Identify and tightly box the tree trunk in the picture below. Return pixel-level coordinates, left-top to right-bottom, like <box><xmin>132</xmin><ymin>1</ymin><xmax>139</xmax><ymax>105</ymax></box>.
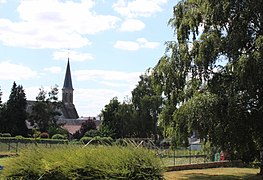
<box><xmin>258</xmin><ymin>150</ymin><xmax>263</xmax><ymax>175</ymax></box>
<box><xmin>259</xmin><ymin>165</ymin><xmax>263</xmax><ymax>175</ymax></box>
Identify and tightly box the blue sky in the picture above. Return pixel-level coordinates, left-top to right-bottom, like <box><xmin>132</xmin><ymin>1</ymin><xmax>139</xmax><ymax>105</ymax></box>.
<box><xmin>0</xmin><ymin>0</ymin><xmax>178</xmax><ymax>117</ymax></box>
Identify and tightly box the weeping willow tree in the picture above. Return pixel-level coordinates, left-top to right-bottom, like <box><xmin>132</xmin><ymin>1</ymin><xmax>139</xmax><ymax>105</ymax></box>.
<box><xmin>153</xmin><ymin>0</ymin><xmax>263</xmax><ymax>165</ymax></box>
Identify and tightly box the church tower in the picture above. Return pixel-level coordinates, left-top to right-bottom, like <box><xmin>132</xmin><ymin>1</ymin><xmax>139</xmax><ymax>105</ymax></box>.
<box><xmin>62</xmin><ymin>59</ymin><xmax>74</xmax><ymax>104</ymax></box>
<box><xmin>61</xmin><ymin>59</ymin><xmax>79</xmax><ymax>119</ymax></box>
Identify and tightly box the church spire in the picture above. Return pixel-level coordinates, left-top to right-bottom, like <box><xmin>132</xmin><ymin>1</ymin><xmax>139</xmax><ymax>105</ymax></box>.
<box><xmin>63</xmin><ymin>58</ymin><xmax>73</xmax><ymax>90</ymax></box>
<box><xmin>61</xmin><ymin>58</ymin><xmax>79</xmax><ymax>119</ymax></box>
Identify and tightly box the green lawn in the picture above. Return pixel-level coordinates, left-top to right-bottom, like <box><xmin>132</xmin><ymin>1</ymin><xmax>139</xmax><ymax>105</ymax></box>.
<box><xmin>0</xmin><ymin>157</ymin><xmax>9</xmax><ymax>166</ymax></box>
<box><xmin>164</xmin><ymin>167</ymin><xmax>261</xmax><ymax>180</ymax></box>
<box><xmin>0</xmin><ymin>157</ymin><xmax>9</xmax><ymax>178</ymax></box>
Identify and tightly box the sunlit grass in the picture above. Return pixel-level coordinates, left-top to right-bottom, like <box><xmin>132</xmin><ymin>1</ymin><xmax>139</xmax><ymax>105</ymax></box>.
<box><xmin>164</xmin><ymin>167</ymin><xmax>261</xmax><ymax>180</ymax></box>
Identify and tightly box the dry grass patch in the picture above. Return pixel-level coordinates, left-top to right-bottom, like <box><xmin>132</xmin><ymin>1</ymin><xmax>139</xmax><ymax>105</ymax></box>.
<box><xmin>164</xmin><ymin>167</ymin><xmax>261</xmax><ymax>180</ymax></box>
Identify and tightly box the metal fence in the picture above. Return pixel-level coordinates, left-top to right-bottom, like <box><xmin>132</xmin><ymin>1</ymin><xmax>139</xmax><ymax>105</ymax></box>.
<box><xmin>0</xmin><ymin>138</ymin><xmax>215</xmax><ymax>167</ymax></box>
<box><xmin>0</xmin><ymin>139</ymin><xmax>68</xmax><ymax>154</ymax></box>
<box><xmin>157</xmin><ymin>144</ymin><xmax>210</xmax><ymax>166</ymax></box>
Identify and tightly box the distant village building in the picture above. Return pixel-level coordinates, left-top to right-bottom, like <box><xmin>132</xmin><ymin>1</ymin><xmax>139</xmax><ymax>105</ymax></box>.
<box><xmin>27</xmin><ymin>59</ymin><xmax>101</xmax><ymax>135</ymax></box>
<box><xmin>58</xmin><ymin>59</ymin><xmax>101</xmax><ymax>134</ymax></box>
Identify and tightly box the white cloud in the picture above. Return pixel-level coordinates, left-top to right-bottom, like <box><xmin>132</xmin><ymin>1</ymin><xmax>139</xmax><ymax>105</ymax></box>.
<box><xmin>44</xmin><ymin>66</ymin><xmax>62</xmax><ymax>74</ymax></box>
<box><xmin>113</xmin><ymin>0</ymin><xmax>167</xmax><ymax>18</ymax></box>
<box><xmin>75</xmin><ymin>88</ymin><xmax>125</xmax><ymax>116</ymax></box>
<box><xmin>119</xmin><ymin>19</ymin><xmax>145</xmax><ymax>32</ymax></box>
<box><xmin>114</xmin><ymin>40</ymin><xmax>140</xmax><ymax>51</ymax></box>
<box><xmin>74</xmin><ymin>69</ymin><xmax>141</xmax><ymax>84</ymax></box>
<box><xmin>0</xmin><ymin>0</ymin><xmax>6</xmax><ymax>3</ymax></box>
<box><xmin>114</xmin><ymin>38</ymin><xmax>159</xmax><ymax>51</ymax></box>
<box><xmin>53</xmin><ymin>50</ymin><xmax>94</xmax><ymax>62</ymax></box>
<box><xmin>0</xmin><ymin>0</ymin><xmax>120</xmax><ymax>49</ymax></box>
<box><xmin>0</xmin><ymin>61</ymin><xmax>37</xmax><ymax>80</ymax></box>
<box><xmin>137</xmin><ymin>37</ymin><xmax>159</xmax><ymax>48</ymax></box>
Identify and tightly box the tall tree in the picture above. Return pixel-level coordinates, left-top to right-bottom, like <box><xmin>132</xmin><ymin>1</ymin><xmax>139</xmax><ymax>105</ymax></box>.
<box><xmin>0</xmin><ymin>86</ymin><xmax>2</xmax><ymax>106</ymax></box>
<box><xmin>154</xmin><ymin>0</ymin><xmax>263</xmax><ymax>165</ymax></box>
<box><xmin>1</xmin><ymin>82</ymin><xmax>28</xmax><ymax>136</ymax></box>
<box><xmin>101</xmin><ymin>97</ymin><xmax>121</xmax><ymax>138</ymax></box>
<box><xmin>29</xmin><ymin>85</ymin><xmax>61</xmax><ymax>132</ymax></box>
<box><xmin>0</xmin><ymin>87</ymin><xmax>3</xmax><ymax>133</ymax></box>
<box><xmin>132</xmin><ymin>72</ymin><xmax>162</xmax><ymax>138</ymax></box>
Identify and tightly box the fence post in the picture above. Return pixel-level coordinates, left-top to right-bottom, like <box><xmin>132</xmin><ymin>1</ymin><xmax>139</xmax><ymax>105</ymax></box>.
<box><xmin>8</xmin><ymin>139</ymin><xmax>11</xmax><ymax>151</ymax></box>
<box><xmin>189</xmin><ymin>145</ymin><xmax>191</xmax><ymax>164</ymax></box>
<box><xmin>16</xmin><ymin>141</ymin><xmax>18</xmax><ymax>153</ymax></box>
<box><xmin>173</xmin><ymin>146</ymin><xmax>175</xmax><ymax>166</ymax></box>
<box><xmin>204</xmin><ymin>148</ymin><xmax>206</xmax><ymax>163</ymax></box>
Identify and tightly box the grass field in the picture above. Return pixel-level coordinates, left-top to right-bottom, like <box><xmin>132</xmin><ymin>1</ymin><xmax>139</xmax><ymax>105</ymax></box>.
<box><xmin>164</xmin><ymin>167</ymin><xmax>261</xmax><ymax>179</ymax></box>
<box><xmin>0</xmin><ymin>158</ymin><xmax>9</xmax><ymax>167</ymax></box>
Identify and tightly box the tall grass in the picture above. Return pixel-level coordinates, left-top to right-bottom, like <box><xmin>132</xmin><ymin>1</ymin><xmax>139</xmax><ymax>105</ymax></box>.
<box><xmin>2</xmin><ymin>145</ymin><xmax>163</xmax><ymax>179</ymax></box>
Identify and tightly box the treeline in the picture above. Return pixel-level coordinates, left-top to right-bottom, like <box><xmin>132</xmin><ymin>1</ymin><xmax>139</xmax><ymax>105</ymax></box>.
<box><xmin>0</xmin><ymin>82</ymin><xmax>62</xmax><ymax>137</ymax></box>
<box><xmin>101</xmin><ymin>0</ymin><xmax>263</xmax><ymax>166</ymax></box>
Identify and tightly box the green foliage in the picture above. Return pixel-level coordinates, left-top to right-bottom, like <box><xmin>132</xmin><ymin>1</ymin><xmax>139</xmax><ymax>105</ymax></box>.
<box><xmin>51</xmin><ymin>134</ymin><xmax>67</xmax><ymax>140</ymax></box>
<box><xmin>1</xmin><ymin>133</ymin><xmax>11</xmax><ymax>137</ymax></box>
<box><xmin>99</xmin><ymin>124</ymin><xmax>115</xmax><ymax>138</ymax></box>
<box><xmin>48</xmin><ymin>126</ymin><xmax>68</xmax><ymax>138</ymax></box>
<box><xmin>0</xmin><ymin>82</ymin><xmax>28</xmax><ymax>136</ymax></box>
<box><xmin>84</xmin><ymin>129</ymin><xmax>100</xmax><ymax>137</ymax></box>
<box><xmin>101</xmin><ymin>97</ymin><xmax>120</xmax><ymax>138</ymax></box>
<box><xmin>0</xmin><ymin>137</ymin><xmax>68</xmax><ymax>144</ymax></box>
<box><xmin>153</xmin><ymin>0</ymin><xmax>263</xmax><ymax>165</ymax></box>
<box><xmin>132</xmin><ymin>72</ymin><xmax>163</xmax><ymax>138</ymax></box>
<box><xmin>2</xmin><ymin>146</ymin><xmax>163</xmax><ymax>179</ymax></box>
<box><xmin>32</xmin><ymin>128</ymin><xmax>41</xmax><ymax>138</ymax></box>
<box><xmin>101</xmin><ymin>73</ymin><xmax>162</xmax><ymax>139</ymax></box>
<box><xmin>28</xmin><ymin>85</ymin><xmax>62</xmax><ymax>132</ymax></box>
<box><xmin>73</xmin><ymin>118</ymin><xmax>97</xmax><ymax>139</ymax></box>
<box><xmin>15</xmin><ymin>135</ymin><xmax>24</xmax><ymax>139</ymax></box>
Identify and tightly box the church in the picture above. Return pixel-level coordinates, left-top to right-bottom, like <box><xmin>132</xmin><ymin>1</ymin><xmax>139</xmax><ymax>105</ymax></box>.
<box><xmin>58</xmin><ymin>59</ymin><xmax>101</xmax><ymax>134</ymax></box>
<box><xmin>27</xmin><ymin>59</ymin><xmax>101</xmax><ymax>135</ymax></box>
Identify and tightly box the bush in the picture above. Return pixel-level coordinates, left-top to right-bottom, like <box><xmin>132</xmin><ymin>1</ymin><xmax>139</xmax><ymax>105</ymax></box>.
<box><xmin>39</xmin><ymin>132</ymin><xmax>49</xmax><ymax>139</ymax></box>
<box><xmin>51</xmin><ymin>134</ymin><xmax>67</xmax><ymax>140</ymax></box>
<box><xmin>84</xmin><ymin>129</ymin><xmax>100</xmax><ymax>137</ymax></box>
<box><xmin>15</xmin><ymin>135</ymin><xmax>24</xmax><ymax>139</ymax></box>
<box><xmin>2</xmin><ymin>133</ymin><xmax>11</xmax><ymax>137</ymax></box>
<box><xmin>32</xmin><ymin>129</ymin><xmax>41</xmax><ymax>138</ymax></box>
<box><xmin>2</xmin><ymin>146</ymin><xmax>163</xmax><ymax>179</ymax></box>
<box><xmin>48</xmin><ymin>127</ymin><xmax>68</xmax><ymax>138</ymax></box>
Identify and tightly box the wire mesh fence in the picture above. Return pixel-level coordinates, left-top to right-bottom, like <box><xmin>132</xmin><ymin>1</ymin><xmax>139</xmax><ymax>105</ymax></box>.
<box><xmin>0</xmin><ymin>138</ymin><xmax>217</xmax><ymax>167</ymax></box>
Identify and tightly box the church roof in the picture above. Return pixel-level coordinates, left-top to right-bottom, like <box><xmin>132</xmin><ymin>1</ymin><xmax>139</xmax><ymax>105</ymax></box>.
<box><xmin>63</xmin><ymin>59</ymin><xmax>73</xmax><ymax>89</ymax></box>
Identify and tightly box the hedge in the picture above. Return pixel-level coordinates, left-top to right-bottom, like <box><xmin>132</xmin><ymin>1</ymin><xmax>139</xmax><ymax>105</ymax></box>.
<box><xmin>0</xmin><ymin>137</ymin><xmax>68</xmax><ymax>144</ymax></box>
<box><xmin>2</xmin><ymin>146</ymin><xmax>163</xmax><ymax>179</ymax></box>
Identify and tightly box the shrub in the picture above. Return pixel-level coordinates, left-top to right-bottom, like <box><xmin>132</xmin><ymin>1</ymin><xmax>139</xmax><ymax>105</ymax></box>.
<box><xmin>84</xmin><ymin>129</ymin><xmax>100</xmax><ymax>137</ymax></box>
<box><xmin>2</xmin><ymin>133</ymin><xmax>11</xmax><ymax>137</ymax></box>
<box><xmin>39</xmin><ymin>132</ymin><xmax>49</xmax><ymax>139</ymax></box>
<box><xmin>32</xmin><ymin>129</ymin><xmax>41</xmax><ymax>138</ymax></box>
<box><xmin>2</xmin><ymin>146</ymin><xmax>163</xmax><ymax>179</ymax></box>
<box><xmin>15</xmin><ymin>135</ymin><xmax>24</xmax><ymax>139</ymax></box>
<box><xmin>51</xmin><ymin>134</ymin><xmax>67</xmax><ymax>140</ymax></box>
<box><xmin>48</xmin><ymin>127</ymin><xmax>68</xmax><ymax>138</ymax></box>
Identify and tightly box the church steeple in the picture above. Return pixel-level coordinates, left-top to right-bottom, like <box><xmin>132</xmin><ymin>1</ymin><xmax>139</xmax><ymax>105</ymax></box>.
<box><xmin>62</xmin><ymin>59</ymin><xmax>74</xmax><ymax>104</ymax></box>
<box><xmin>63</xmin><ymin>58</ymin><xmax>73</xmax><ymax>90</ymax></box>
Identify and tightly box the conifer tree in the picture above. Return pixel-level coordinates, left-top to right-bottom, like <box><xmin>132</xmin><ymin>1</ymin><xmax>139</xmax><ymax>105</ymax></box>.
<box><xmin>3</xmin><ymin>82</ymin><xmax>28</xmax><ymax>136</ymax></box>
